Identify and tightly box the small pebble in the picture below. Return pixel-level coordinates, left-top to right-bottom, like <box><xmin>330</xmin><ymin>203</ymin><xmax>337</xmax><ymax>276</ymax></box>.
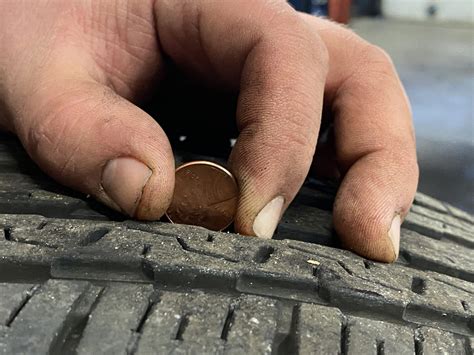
<box><xmin>250</xmin><ymin>317</ymin><xmax>259</xmax><ymax>325</ymax></box>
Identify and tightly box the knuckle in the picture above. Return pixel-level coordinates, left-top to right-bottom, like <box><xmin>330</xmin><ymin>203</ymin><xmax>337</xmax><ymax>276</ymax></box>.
<box><xmin>28</xmin><ymin>104</ymin><xmax>68</xmax><ymax>157</ymax></box>
<box><xmin>363</xmin><ymin>44</ymin><xmax>396</xmax><ymax>74</ymax></box>
<box><xmin>269</xmin><ymin>14</ymin><xmax>329</xmax><ymax>71</ymax></box>
<box><xmin>341</xmin><ymin>42</ymin><xmax>401</xmax><ymax>96</ymax></box>
<box><xmin>265</xmin><ymin>119</ymin><xmax>316</xmax><ymax>166</ymax></box>
<box><xmin>26</xmin><ymin>92</ymin><xmax>91</xmax><ymax>179</ymax></box>
<box><xmin>281</xmin><ymin>130</ymin><xmax>316</xmax><ymax>163</ymax></box>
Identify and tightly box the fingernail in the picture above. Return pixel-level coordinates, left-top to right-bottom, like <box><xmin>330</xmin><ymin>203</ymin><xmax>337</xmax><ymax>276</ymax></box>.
<box><xmin>388</xmin><ymin>214</ymin><xmax>401</xmax><ymax>260</ymax></box>
<box><xmin>253</xmin><ymin>196</ymin><xmax>285</xmax><ymax>239</ymax></box>
<box><xmin>101</xmin><ymin>157</ymin><xmax>152</xmax><ymax>216</ymax></box>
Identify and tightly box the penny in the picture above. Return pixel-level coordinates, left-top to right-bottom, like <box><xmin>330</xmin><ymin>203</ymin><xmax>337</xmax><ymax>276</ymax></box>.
<box><xmin>166</xmin><ymin>161</ymin><xmax>239</xmax><ymax>231</ymax></box>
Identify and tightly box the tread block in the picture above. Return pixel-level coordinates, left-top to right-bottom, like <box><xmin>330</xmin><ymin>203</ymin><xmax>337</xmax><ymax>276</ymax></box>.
<box><xmin>0</xmin><ymin>214</ymin><xmax>473</xmax><ymax>339</ymax></box>
<box><xmin>142</xmin><ymin>228</ymin><xmax>322</xmax><ymax>300</ymax></box>
<box><xmin>414</xmin><ymin>192</ymin><xmax>449</xmax><ymax>214</ymax></box>
<box><xmin>287</xmin><ymin>241</ymin><xmax>413</xmax><ymax>317</ymax></box>
<box><xmin>0</xmin><ymin>280</ymin><xmax>90</xmax><ymax>354</ymax></box>
<box><xmin>295</xmin><ymin>304</ymin><xmax>342</xmax><ymax>354</ymax></box>
<box><xmin>223</xmin><ymin>295</ymin><xmax>279</xmax><ymax>354</ymax></box>
<box><xmin>445</xmin><ymin>203</ymin><xmax>474</xmax><ymax>224</ymax></box>
<box><xmin>135</xmin><ymin>291</ymin><xmax>232</xmax><ymax>354</ymax></box>
<box><xmin>345</xmin><ymin>316</ymin><xmax>414</xmax><ymax>354</ymax></box>
<box><xmin>51</xmin><ymin>228</ymin><xmax>160</xmax><ymax>282</ymax></box>
<box><xmin>136</xmin><ymin>292</ymin><xmax>289</xmax><ymax>354</ymax></box>
<box><xmin>0</xmin><ymin>173</ymin><xmax>117</xmax><ymax>220</ymax></box>
<box><xmin>0</xmin><ymin>243</ymin><xmax>55</xmax><ymax>283</ymax></box>
<box><xmin>410</xmin><ymin>204</ymin><xmax>473</xmax><ymax>233</ymax></box>
<box><xmin>1</xmin><ymin>214</ymin><xmax>74</xmax><ymax>249</ymax></box>
<box><xmin>76</xmin><ymin>284</ymin><xmax>154</xmax><ymax>355</ymax></box>
<box><xmin>400</xmin><ymin>229</ymin><xmax>474</xmax><ymax>282</ymax></box>
<box><xmin>417</xmin><ymin>326</ymin><xmax>469</xmax><ymax>354</ymax></box>
<box><xmin>404</xmin><ymin>277</ymin><xmax>474</xmax><ymax>336</ymax></box>
<box><xmin>288</xmin><ymin>239</ymin><xmax>474</xmax><ymax>336</ymax></box>
<box><xmin>403</xmin><ymin>212</ymin><xmax>473</xmax><ymax>248</ymax></box>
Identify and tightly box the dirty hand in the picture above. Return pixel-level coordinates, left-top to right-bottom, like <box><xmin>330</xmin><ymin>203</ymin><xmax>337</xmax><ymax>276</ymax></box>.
<box><xmin>0</xmin><ymin>1</ymin><xmax>418</xmax><ymax>262</ymax></box>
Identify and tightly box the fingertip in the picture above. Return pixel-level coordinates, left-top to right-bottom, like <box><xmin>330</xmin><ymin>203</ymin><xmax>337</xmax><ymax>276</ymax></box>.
<box><xmin>335</xmin><ymin>212</ymin><xmax>399</xmax><ymax>264</ymax></box>
<box><xmin>101</xmin><ymin>157</ymin><xmax>153</xmax><ymax>217</ymax></box>
<box><xmin>134</xmin><ymin>158</ymin><xmax>175</xmax><ymax>221</ymax></box>
<box><xmin>95</xmin><ymin>147</ymin><xmax>175</xmax><ymax>221</ymax></box>
<box><xmin>388</xmin><ymin>214</ymin><xmax>401</xmax><ymax>262</ymax></box>
<box><xmin>252</xmin><ymin>195</ymin><xmax>285</xmax><ymax>239</ymax></box>
<box><xmin>333</xmin><ymin>185</ymin><xmax>403</xmax><ymax>263</ymax></box>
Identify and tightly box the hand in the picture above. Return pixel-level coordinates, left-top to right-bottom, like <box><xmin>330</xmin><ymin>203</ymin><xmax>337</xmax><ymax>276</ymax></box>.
<box><xmin>0</xmin><ymin>0</ymin><xmax>418</xmax><ymax>262</ymax></box>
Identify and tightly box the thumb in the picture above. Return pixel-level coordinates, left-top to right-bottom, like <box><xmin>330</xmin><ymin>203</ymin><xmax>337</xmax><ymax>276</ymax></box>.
<box><xmin>12</xmin><ymin>77</ymin><xmax>174</xmax><ymax>220</ymax></box>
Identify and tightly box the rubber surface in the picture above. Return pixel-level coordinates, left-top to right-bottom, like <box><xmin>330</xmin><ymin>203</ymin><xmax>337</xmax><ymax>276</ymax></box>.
<box><xmin>0</xmin><ymin>133</ymin><xmax>473</xmax><ymax>354</ymax></box>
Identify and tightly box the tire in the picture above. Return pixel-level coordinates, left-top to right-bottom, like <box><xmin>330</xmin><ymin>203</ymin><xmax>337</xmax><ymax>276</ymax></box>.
<box><xmin>0</xmin><ymin>132</ymin><xmax>473</xmax><ymax>354</ymax></box>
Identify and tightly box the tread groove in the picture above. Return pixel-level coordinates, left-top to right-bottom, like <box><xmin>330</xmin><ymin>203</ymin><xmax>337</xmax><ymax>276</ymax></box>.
<box><xmin>220</xmin><ymin>304</ymin><xmax>236</xmax><ymax>341</ymax></box>
<box><xmin>174</xmin><ymin>313</ymin><xmax>190</xmax><ymax>341</ymax></box>
<box><xmin>444</xmin><ymin>202</ymin><xmax>474</xmax><ymax>224</ymax></box>
<box><xmin>340</xmin><ymin>318</ymin><xmax>349</xmax><ymax>355</ymax></box>
<box><xmin>363</xmin><ymin>260</ymin><xmax>374</xmax><ymax>269</ymax></box>
<box><xmin>36</xmin><ymin>221</ymin><xmax>48</xmax><ymax>230</ymax></box>
<box><xmin>48</xmin><ymin>283</ymin><xmax>100</xmax><ymax>355</ymax></box>
<box><xmin>11</xmin><ymin>239</ymin><xmax>58</xmax><ymax>249</ymax></box>
<box><xmin>433</xmin><ymin>278</ymin><xmax>473</xmax><ymax>294</ymax></box>
<box><xmin>3</xmin><ymin>227</ymin><xmax>12</xmax><ymax>241</ymax></box>
<box><xmin>137</xmin><ymin>299</ymin><xmax>156</xmax><ymax>334</ymax></box>
<box><xmin>276</xmin><ymin>304</ymin><xmax>300</xmax><ymax>355</ymax></box>
<box><xmin>254</xmin><ymin>246</ymin><xmax>275</xmax><ymax>263</ymax></box>
<box><xmin>412</xmin><ymin>209</ymin><xmax>472</xmax><ymax>233</ymax></box>
<box><xmin>400</xmin><ymin>250</ymin><xmax>473</xmax><ymax>282</ymax></box>
<box><xmin>411</xmin><ymin>277</ymin><xmax>427</xmax><ymax>295</ymax></box>
<box><xmin>141</xmin><ymin>244</ymin><xmax>151</xmax><ymax>257</ymax></box>
<box><xmin>464</xmin><ymin>337</ymin><xmax>474</xmax><ymax>355</ymax></box>
<box><xmin>5</xmin><ymin>284</ymin><xmax>40</xmax><ymax>327</ymax></box>
<box><xmin>404</xmin><ymin>215</ymin><xmax>474</xmax><ymax>249</ymax></box>
<box><xmin>176</xmin><ymin>236</ymin><xmax>188</xmax><ymax>250</ymax></box>
<box><xmin>176</xmin><ymin>236</ymin><xmax>239</xmax><ymax>263</ymax></box>
<box><xmin>60</xmin><ymin>286</ymin><xmax>105</xmax><ymax>354</ymax></box>
<box><xmin>337</xmin><ymin>261</ymin><xmax>354</xmax><ymax>276</ymax></box>
<box><xmin>414</xmin><ymin>328</ymin><xmax>424</xmax><ymax>355</ymax></box>
<box><xmin>461</xmin><ymin>300</ymin><xmax>470</xmax><ymax>312</ymax></box>
<box><xmin>80</xmin><ymin>229</ymin><xmax>109</xmax><ymax>246</ymax></box>
<box><xmin>127</xmin><ymin>292</ymin><xmax>160</xmax><ymax>355</ymax></box>
<box><xmin>376</xmin><ymin>339</ymin><xmax>385</xmax><ymax>355</ymax></box>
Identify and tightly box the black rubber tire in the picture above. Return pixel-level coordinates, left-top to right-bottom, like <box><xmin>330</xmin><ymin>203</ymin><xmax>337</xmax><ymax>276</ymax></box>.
<box><xmin>0</xmin><ymin>132</ymin><xmax>473</xmax><ymax>354</ymax></box>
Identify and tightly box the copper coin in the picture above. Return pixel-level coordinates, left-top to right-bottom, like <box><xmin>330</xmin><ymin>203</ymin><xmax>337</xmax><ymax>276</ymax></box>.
<box><xmin>166</xmin><ymin>161</ymin><xmax>238</xmax><ymax>231</ymax></box>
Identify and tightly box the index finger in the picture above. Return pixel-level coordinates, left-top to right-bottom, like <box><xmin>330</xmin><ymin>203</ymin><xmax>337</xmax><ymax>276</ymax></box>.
<box><xmin>155</xmin><ymin>0</ymin><xmax>329</xmax><ymax>238</ymax></box>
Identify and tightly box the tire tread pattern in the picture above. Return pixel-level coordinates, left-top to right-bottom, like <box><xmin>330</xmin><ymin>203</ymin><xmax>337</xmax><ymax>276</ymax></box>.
<box><xmin>0</xmin><ymin>134</ymin><xmax>473</xmax><ymax>354</ymax></box>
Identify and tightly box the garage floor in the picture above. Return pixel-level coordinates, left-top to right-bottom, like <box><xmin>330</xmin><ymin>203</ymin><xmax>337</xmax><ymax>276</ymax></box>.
<box><xmin>352</xmin><ymin>18</ymin><xmax>473</xmax><ymax>212</ymax></box>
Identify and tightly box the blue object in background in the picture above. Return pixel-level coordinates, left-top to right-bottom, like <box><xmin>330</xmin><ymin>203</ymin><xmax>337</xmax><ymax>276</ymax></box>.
<box><xmin>287</xmin><ymin>0</ymin><xmax>308</xmax><ymax>12</ymax></box>
<box><xmin>310</xmin><ymin>0</ymin><xmax>329</xmax><ymax>16</ymax></box>
<box><xmin>288</xmin><ymin>0</ymin><xmax>328</xmax><ymax>15</ymax></box>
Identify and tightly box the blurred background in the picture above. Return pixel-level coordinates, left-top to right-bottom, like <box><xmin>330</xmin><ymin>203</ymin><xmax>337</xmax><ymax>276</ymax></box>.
<box><xmin>289</xmin><ymin>0</ymin><xmax>474</xmax><ymax>212</ymax></box>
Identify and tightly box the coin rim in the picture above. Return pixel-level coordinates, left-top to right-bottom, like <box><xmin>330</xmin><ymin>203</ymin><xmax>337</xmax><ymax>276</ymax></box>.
<box><xmin>165</xmin><ymin>161</ymin><xmax>238</xmax><ymax>231</ymax></box>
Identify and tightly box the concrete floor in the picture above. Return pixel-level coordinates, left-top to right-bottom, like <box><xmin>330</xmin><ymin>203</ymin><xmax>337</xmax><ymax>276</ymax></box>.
<box><xmin>351</xmin><ymin>18</ymin><xmax>473</xmax><ymax>212</ymax></box>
